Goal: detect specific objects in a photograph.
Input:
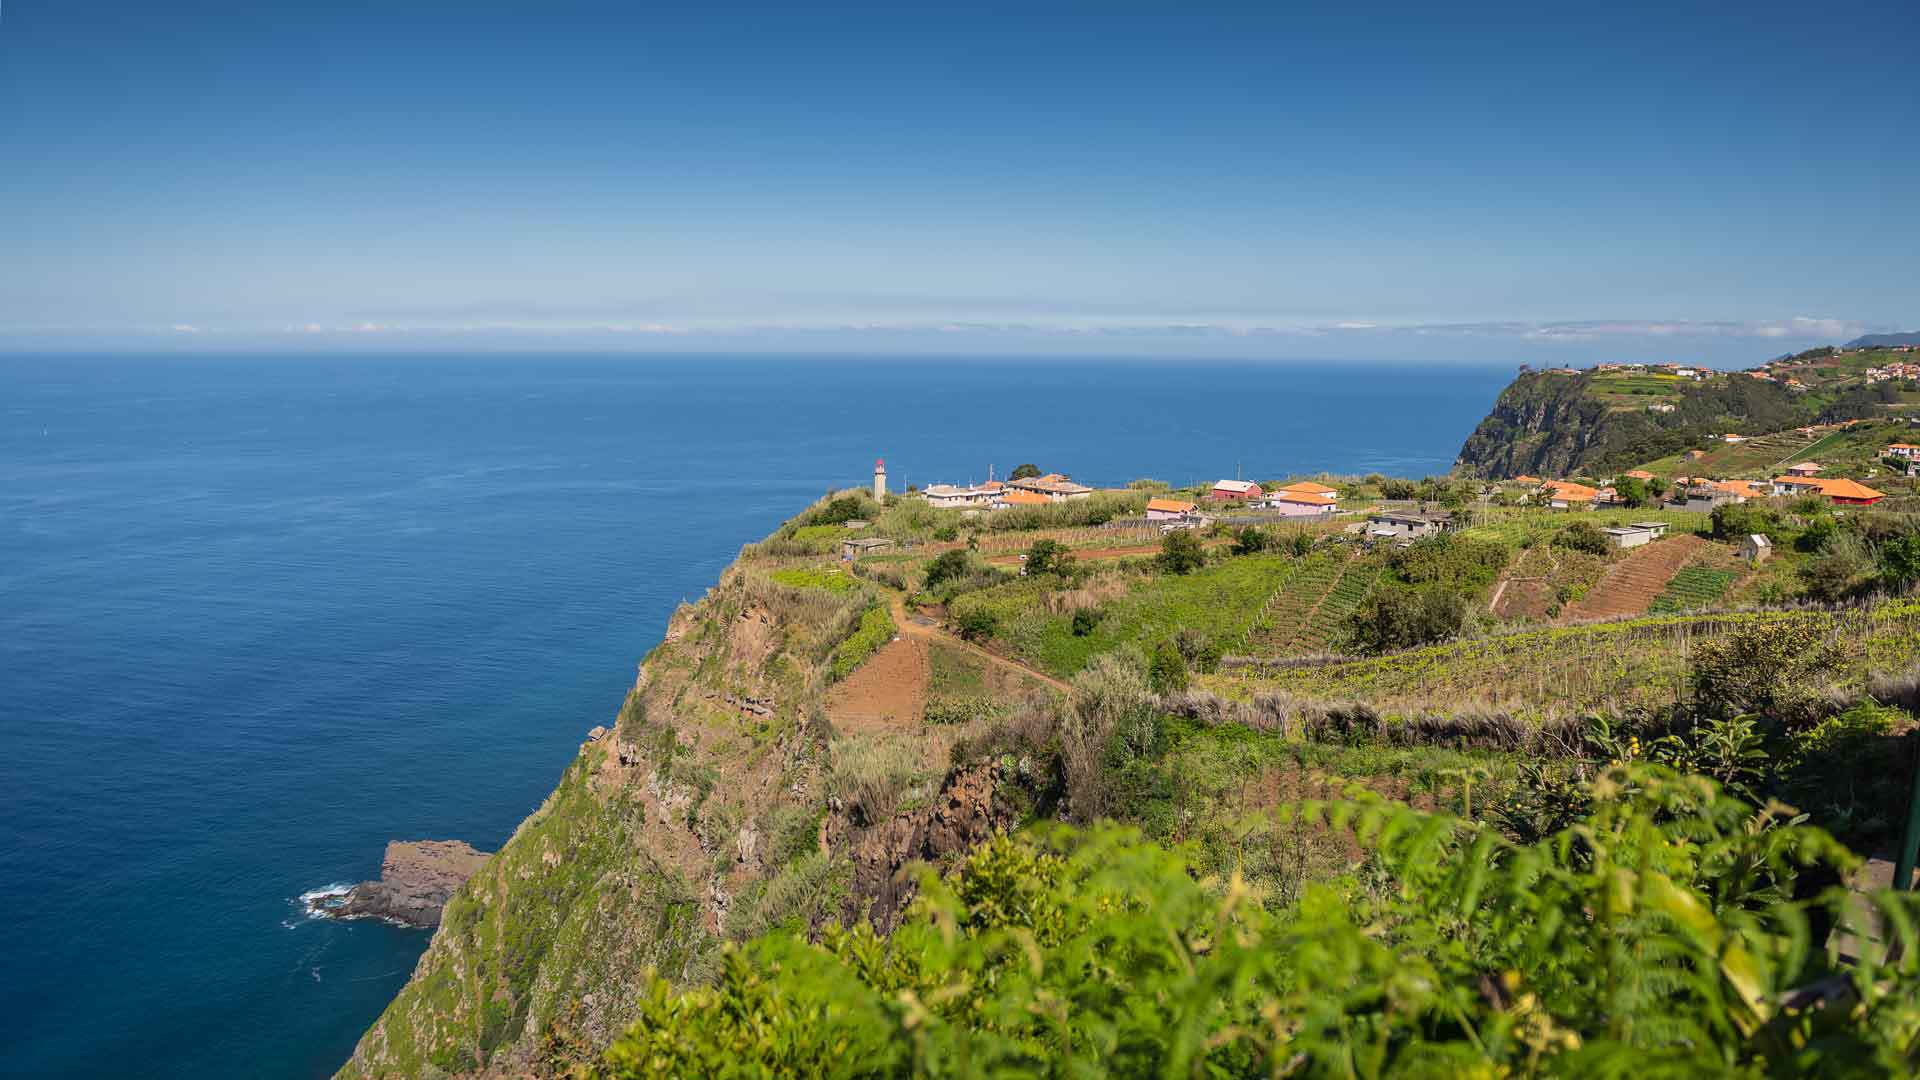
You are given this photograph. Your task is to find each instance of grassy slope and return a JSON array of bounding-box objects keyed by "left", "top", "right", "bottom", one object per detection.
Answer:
[{"left": 954, "top": 552, "right": 1303, "bottom": 678}]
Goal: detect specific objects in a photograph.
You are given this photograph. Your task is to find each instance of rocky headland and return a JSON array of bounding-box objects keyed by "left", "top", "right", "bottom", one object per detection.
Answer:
[{"left": 311, "top": 839, "right": 491, "bottom": 928}]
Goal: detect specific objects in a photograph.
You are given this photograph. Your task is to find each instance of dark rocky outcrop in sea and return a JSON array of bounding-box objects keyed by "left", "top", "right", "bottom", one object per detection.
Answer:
[{"left": 313, "top": 840, "right": 491, "bottom": 928}]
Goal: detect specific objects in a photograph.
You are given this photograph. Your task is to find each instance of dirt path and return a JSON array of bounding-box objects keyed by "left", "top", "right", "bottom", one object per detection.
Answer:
[
  {"left": 1561, "top": 535, "right": 1713, "bottom": 622},
  {"left": 888, "top": 594, "right": 1073, "bottom": 695},
  {"left": 824, "top": 632, "right": 929, "bottom": 733}
]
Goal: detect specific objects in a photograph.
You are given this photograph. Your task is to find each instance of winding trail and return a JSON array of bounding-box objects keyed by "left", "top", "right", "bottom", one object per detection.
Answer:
[{"left": 888, "top": 593, "right": 1073, "bottom": 695}]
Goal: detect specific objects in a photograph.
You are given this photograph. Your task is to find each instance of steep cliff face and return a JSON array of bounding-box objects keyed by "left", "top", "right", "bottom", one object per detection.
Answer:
[
  {"left": 334, "top": 555, "right": 1018, "bottom": 1079},
  {"left": 1455, "top": 369, "right": 1828, "bottom": 479},
  {"left": 1455, "top": 372, "right": 1619, "bottom": 479}
]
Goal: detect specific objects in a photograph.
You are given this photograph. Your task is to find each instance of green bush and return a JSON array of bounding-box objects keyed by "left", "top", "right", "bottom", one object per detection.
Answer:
[
  {"left": 954, "top": 607, "right": 998, "bottom": 642},
  {"left": 1024, "top": 538, "right": 1066, "bottom": 576},
  {"left": 1553, "top": 519, "right": 1612, "bottom": 555},
  {"left": 923, "top": 550, "right": 973, "bottom": 590},
  {"left": 1147, "top": 639, "right": 1189, "bottom": 692},
  {"left": 595, "top": 772, "right": 1920, "bottom": 1079},
  {"left": 1231, "top": 525, "right": 1268, "bottom": 555},
  {"left": 1347, "top": 585, "right": 1468, "bottom": 654},
  {"left": 1157, "top": 529, "right": 1205, "bottom": 575},
  {"left": 1689, "top": 618, "right": 1843, "bottom": 724}
]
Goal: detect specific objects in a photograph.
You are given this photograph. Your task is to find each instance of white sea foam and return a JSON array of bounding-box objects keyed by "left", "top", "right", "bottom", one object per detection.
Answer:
[{"left": 296, "top": 883, "right": 355, "bottom": 919}]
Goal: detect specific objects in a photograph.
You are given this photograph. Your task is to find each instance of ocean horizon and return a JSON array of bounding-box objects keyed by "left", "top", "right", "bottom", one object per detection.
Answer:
[{"left": 1, "top": 353, "right": 1512, "bottom": 1078}]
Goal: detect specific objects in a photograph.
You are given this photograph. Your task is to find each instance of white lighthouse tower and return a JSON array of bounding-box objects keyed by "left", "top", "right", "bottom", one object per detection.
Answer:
[{"left": 872, "top": 458, "right": 887, "bottom": 501}]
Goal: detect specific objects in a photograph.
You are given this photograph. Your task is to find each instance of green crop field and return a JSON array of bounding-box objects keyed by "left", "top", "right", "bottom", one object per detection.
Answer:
[
  {"left": 1646, "top": 566, "right": 1739, "bottom": 614},
  {"left": 952, "top": 552, "right": 1304, "bottom": 678}
]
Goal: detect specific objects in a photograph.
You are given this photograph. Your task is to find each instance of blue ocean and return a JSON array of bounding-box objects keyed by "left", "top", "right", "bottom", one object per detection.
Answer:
[{"left": 0, "top": 354, "right": 1510, "bottom": 1078}]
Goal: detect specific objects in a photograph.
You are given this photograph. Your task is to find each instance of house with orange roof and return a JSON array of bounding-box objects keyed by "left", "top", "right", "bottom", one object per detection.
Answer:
[
  {"left": 1784, "top": 462, "right": 1822, "bottom": 477},
  {"left": 1814, "top": 478, "right": 1885, "bottom": 506},
  {"left": 1145, "top": 497, "right": 1199, "bottom": 522},
  {"left": 1512, "top": 474, "right": 1541, "bottom": 485},
  {"left": 1276, "top": 480, "right": 1339, "bottom": 496},
  {"left": 1262, "top": 489, "right": 1338, "bottom": 518},
  {"left": 1770, "top": 476, "right": 1823, "bottom": 497},
  {"left": 1622, "top": 469, "right": 1656, "bottom": 481},
  {"left": 1888, "top": 443, "right": 1920, "bottom": 460},
  {"left": 1539, "top": 480, "right": 1600, "bottom": 509},
  {"left": 993, "top": 489, "right": 1053, "bottom": 508}
]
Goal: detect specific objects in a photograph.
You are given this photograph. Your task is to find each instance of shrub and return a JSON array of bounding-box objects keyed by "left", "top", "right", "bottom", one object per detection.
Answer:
[
  {"left": 1347, "top": 585, "right": 1467, "bottom": 654},
  {"left": 1710, "top": 502, "right": 1786, "bottom": 543},
  {"left": 1070, "top": 607, "right": 1101, "bottom": 637},
  {"left": 922, "top": 549, "right": 973, "bottom": 590},
  {"left": 802, "top": 493, "right": 877, "bottom": 527},
  {"left": 1689, "top": 618, "right": 1844, "bottom": 724},
  {"left": 1060, "top": 651, "right": 1157, "bottom": 820},
  {"left": 1553, "top": 519, "right": 1612, "bottom": 555},
  {"left": 1157, "top": 529, "right": 1205, "bottom": 575},
  {"left": 1801, "top": 533, "right": 1875, "bottom": 603},
  {"left": 1147, "top": 639, "right": 1189, "bottom": 693},
  {"left": 1615, "top": 475, "right": 1650, "bottom": 508},
  {"left": 1379, "top": 477, "right": 1418, "bottom": 500},
  {"left": 1387, "top": 534, "right": 1508, "bottom": 593},
  {"left": 1024, "top": 538, "right": 1066, "bottom": 576},
  {"left": 596, "top": 773, "right": 1920, "bottom": 1080},
  {"left": 954, "top": 607, "right": 998, "bottom": 642},
  {"left": 1230, "top": 525, "right": 1268, "bottom": 555}
]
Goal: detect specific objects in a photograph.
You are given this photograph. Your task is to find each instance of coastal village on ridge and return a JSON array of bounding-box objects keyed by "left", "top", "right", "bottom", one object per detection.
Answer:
[{"left": 326, "top": 339, "right": 1920, "bottom": 1079}]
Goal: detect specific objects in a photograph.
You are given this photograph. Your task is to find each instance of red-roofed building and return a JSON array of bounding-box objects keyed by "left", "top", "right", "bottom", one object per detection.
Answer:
[{"left": 1209, "top": 479, "right": 1263, "bottom": 501}]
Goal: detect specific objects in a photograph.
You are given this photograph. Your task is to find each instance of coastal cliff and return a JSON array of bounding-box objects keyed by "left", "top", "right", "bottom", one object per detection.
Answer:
[
  {"left": 1454, "top": 365, "right": 1887, "bottom": 479},
  {"left": 333, "top": 528, "right": 1025, "bottom": 1078}
]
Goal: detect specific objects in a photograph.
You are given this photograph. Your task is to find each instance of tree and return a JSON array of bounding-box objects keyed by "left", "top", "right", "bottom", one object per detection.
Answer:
[
  {"left": 1553, "top": 520, "right": 1611, "bottom": 555},
  {"left": 954, "top": 608, "right": 998, "bottom": 641},
  {"left": 1879, "top": 532, "right": 1920, "bottom": 591},
  {"left": 1801, "top": 533, "right": 1873, "bottom": 603},
  {"left": 1379, "top": 478, "right": 1418, "bottom": 500},
  {"left": 1347, "top": 586, "right": 1468, "bottom": 653},
  {"left": 1157, "top": 529, "right": 1205, "bottom": 575},
  {"left": 1231, "top": 525, "right": 1267, "bottom": 555},
  {"left": 1615, "top": 476, "right": 1650, "bottom": 508},
  {"left": 1690, "top": 619, "right": 1844, "bottom": 724},
  {"left": 1009, "top": 463, "right": 1042, "bottom": 480},
  {"left": 1024, "top": 538, "right": 1066, "bottom": 576},
  {"left": 923, "top": 550, "right": 973, "bottom": 590},
  {"left": 1147, "top": 639, "right": 1189, "bottom": 693}
]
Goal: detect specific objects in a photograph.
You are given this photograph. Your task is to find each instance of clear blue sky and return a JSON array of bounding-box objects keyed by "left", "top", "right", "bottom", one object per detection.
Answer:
[{"left": 2, "top": 0, "right": 1914, "bottom": 362}]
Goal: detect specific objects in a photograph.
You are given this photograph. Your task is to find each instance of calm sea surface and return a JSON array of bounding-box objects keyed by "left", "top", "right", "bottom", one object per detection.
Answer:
[{"left": 0, "top": 354, "right": 1509, "bottom": 1078}]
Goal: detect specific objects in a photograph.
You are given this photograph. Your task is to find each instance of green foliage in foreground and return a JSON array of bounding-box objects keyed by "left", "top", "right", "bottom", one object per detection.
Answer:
[
  {"left": 828, "top": 602, "right": 896, "bottom": 681},
  {"left": 594, "top": 770, "right": 1920, "bottom": 1079}
]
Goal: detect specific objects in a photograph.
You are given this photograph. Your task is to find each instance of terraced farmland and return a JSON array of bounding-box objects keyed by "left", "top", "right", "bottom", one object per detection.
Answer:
[
  {"left": 1647, "top": 566, "right": 1741, "bottom": 614},
  {"left": 1208, "top": 601, "right": 1920, "bottom": 720},
  {"left": 1242, "top": 552, "right": 1342, "bottom": 653},
  {"left": 1562, "top": 535, "right": 1713, "bottom": 621},
  {"left": 1294, "top": 559, "right": 1380, "bottom": 653}
]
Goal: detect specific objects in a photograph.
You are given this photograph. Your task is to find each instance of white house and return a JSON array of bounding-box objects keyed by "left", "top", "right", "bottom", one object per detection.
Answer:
[
  {"left": 922, "top": 483, "right": 995, "bottom": 509},
  {"left": 1603, "top": 521, "right": 1670, "bottom": 550}
]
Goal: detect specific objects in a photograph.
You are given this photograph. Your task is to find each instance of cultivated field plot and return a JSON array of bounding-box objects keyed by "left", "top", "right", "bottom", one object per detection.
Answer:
[
  {"left": 1647, "top": 566, "right": 1741, "bottom": 614},
  {"left": 1206, "top": 602, "right": 1920, "bottom": 719}
]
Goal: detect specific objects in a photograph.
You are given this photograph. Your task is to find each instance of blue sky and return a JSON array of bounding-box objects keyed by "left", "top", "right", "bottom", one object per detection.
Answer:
[{"left": 1, "top": 0, "right": 1914, "bottom": 362}]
